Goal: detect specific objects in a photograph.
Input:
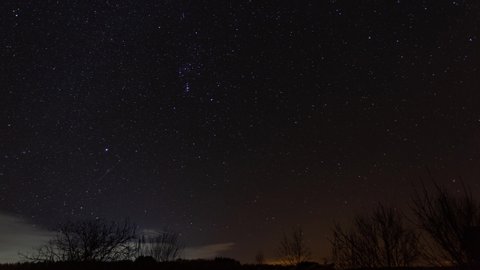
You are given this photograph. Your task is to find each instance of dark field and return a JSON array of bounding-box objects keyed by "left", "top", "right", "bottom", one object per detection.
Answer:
[{"left": 0, "top": 260, "right": 467, "bottom": 270}]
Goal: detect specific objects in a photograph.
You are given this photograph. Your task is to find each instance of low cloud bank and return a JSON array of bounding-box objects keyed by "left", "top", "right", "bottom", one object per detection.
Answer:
[
  {"left": 0, "top": 212, "right": 53, "bottom": 263},
  {"left": 183, "top": 242, "right": 235, "bottom": 259}
]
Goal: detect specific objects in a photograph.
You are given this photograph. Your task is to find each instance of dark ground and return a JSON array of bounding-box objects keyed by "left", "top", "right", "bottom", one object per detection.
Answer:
[{"left": 0, "top": 259, "right": 467, "bottom": 270}]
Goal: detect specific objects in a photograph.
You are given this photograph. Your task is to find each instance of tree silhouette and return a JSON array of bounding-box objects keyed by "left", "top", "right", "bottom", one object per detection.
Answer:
[
  {"left": 411, "top": 181, "right": 480, "bottom": 266},
  {"left": 255, "top": 250, "right": 265, "bottom": 265},
  {"left": 25, "top": 219, "right": 137, "bottom": 262},
  {"left": 331, "top": 204, "right": 420, "bottom": 269},
  {"left": 276, "top": 227, "right": 311, "bottom": 265},
  {"left": 136, "top": 229, "right": 184, "bottom": 262}
]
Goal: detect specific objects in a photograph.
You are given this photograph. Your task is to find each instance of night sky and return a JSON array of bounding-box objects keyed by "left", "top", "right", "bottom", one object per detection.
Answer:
[{"left": 1, "top": 0, "right": 480, "bottom": 263}]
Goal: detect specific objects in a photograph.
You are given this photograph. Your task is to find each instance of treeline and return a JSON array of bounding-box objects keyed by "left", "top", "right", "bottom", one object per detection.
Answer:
[
  {"left": 331, "top": 182, "right": 480, "bottom": 269},
  {"left": 270, "top": 182, "right": 480, "bottom": 269},
  {"left": 9, "top": 181, "right": 480, "bottom": 269}
]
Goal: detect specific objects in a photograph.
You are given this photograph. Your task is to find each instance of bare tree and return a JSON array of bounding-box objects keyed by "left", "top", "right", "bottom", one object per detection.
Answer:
[
  {"left": 136, "top": 229, "right": 184, "bottom": 262},
  {"left": 411, "top": 181, "right": 480, "bottom": 266},
  {"left": 277, "top": 227, "right": 311, "bottom": 265},
  {"left": 25, "top": 219, "right": 137, "bottom": 262},
  {"left": 331, "top": 204, "right": 420, "bottom": 269},
  {"left": 255, "top": 250, "right": 265, "bottom": 265}
]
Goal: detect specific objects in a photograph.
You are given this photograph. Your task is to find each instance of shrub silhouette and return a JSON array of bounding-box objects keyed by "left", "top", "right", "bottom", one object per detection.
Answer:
[
  {"left": 255, "top": 250, "right": 265, "bottom": 265},
  {"left": 136, "top": 230, "right": 184, "bottom": 262},
  {"left": 134, "top": 255, "right": 156, "bottom": 265},
  {"left": 276, "top": 227, "right": 311, "bottom": 266},
  {"left": 213, "top": 256, "right": 241, "bottom": 267},
  {"left": 23, "top": 219, "right": 137, "bottom": 262},
  {"left": 331, "top": 204, "right": 420, "bottom": 269},
  {"left": 411, "top": 181, "right": 480, "bottom": 267}
]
